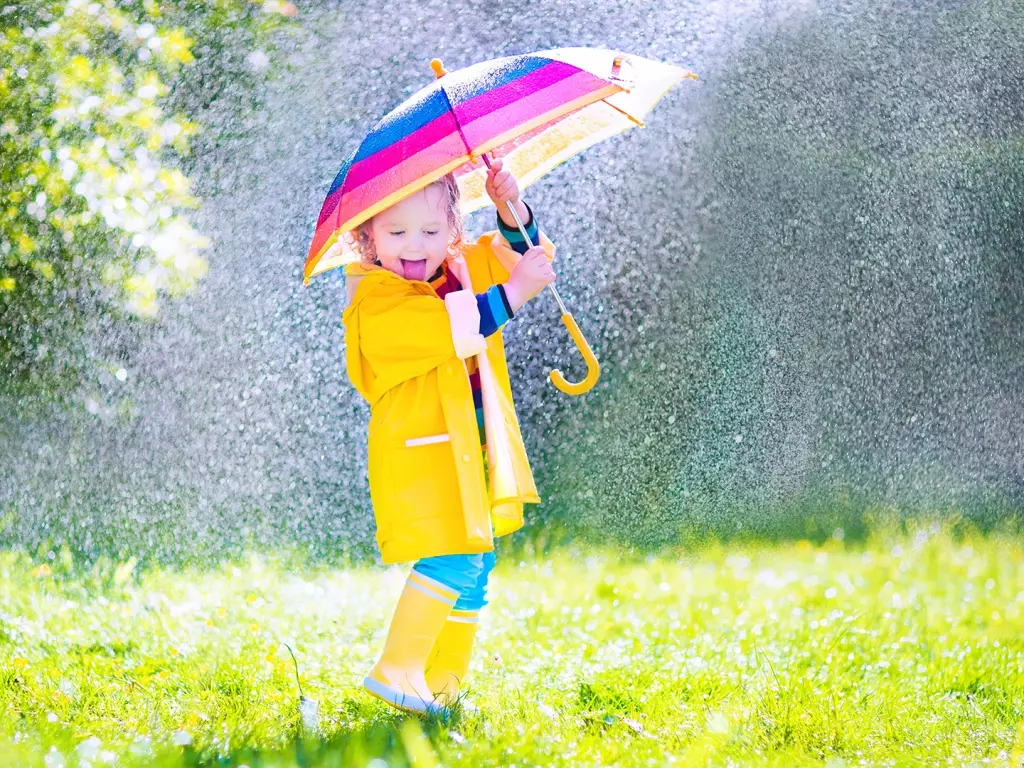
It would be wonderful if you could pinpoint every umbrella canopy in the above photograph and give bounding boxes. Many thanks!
[305,47,696,283]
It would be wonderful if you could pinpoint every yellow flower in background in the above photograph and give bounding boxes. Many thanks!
[125,275,158,318]
[69,56,95,83]
[135,106,161,133]
[106,6,129,33]
[161,29,195,68]
[13,657,28,669]
[16,233,35,255]
[157,169,190,197]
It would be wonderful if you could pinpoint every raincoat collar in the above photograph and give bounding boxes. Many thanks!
[344,258,454,306]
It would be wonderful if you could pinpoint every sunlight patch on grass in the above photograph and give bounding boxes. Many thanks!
[1,521,1022,766]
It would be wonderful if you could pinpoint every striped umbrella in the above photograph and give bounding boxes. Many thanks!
[306,47,697,393]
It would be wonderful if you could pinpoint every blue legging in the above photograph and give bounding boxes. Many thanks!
[412,550,496,611]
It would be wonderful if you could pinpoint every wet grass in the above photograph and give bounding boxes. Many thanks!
[1,519,1022,767]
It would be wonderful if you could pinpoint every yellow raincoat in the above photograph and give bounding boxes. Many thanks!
[342,229,556,564]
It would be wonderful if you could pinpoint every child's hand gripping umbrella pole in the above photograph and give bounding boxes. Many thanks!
[481,154,600,396]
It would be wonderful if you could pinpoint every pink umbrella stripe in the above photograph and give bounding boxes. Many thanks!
[458,71,616,148]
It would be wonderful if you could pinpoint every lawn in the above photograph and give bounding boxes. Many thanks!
[1,520,1022,767]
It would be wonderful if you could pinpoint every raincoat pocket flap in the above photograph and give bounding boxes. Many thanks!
[404,433,451,447]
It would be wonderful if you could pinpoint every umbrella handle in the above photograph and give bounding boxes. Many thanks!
[481,159,600,395]
[550,311,600,395]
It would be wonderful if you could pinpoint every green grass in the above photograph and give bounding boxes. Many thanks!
[2,520,1022,767]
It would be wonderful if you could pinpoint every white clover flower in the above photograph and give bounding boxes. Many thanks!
[77,95,102,115]
[246,50,270,72]
[161,121,182,140]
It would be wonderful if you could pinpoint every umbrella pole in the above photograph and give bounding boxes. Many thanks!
[481,154,600,395]
[480,154,567,310]
[500,200,569,315]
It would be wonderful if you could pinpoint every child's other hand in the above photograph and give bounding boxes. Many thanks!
[503,246,555,312]
[485,158,519,207]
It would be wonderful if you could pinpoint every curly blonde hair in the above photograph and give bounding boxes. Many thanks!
[350,173,464,265]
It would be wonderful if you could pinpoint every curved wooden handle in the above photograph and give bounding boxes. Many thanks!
[550,312,600,395]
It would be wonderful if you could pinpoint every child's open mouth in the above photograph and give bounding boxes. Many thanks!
[400,258,427,281]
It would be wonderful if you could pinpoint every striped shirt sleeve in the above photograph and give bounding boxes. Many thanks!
[476,284,515,337]
[495,201,539,255]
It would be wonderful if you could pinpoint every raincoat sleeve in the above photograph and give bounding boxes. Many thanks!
[487,228,556,284]
[475,284,515,336]
[355,293,460,374]
[487,201,557,279]
[495,201,541,255]
[344,282,491,403]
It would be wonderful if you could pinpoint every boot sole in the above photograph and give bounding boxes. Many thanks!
[363,676,442,715]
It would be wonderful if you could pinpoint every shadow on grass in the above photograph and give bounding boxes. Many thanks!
[168,694,471,768]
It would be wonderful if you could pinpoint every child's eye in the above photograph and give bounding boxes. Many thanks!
[424,230,439,236]
[389,231,404,236]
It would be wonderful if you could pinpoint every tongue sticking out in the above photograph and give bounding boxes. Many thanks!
[402,259,427,281]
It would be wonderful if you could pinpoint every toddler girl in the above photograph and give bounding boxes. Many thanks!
[341,158,556,714]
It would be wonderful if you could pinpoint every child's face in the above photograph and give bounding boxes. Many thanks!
[369,184,451,282]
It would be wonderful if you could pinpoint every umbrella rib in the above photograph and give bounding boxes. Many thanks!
[601,98,645,127]
[437,85,476,161]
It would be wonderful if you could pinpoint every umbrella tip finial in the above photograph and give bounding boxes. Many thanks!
[430,59,447,79]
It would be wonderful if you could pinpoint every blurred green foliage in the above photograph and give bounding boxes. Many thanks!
[0,0,295,395]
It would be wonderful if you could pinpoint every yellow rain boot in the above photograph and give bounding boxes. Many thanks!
[363,570,458,714]
[425,609,480,707]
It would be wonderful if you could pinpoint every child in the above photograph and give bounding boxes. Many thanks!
[341,158,556,714]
